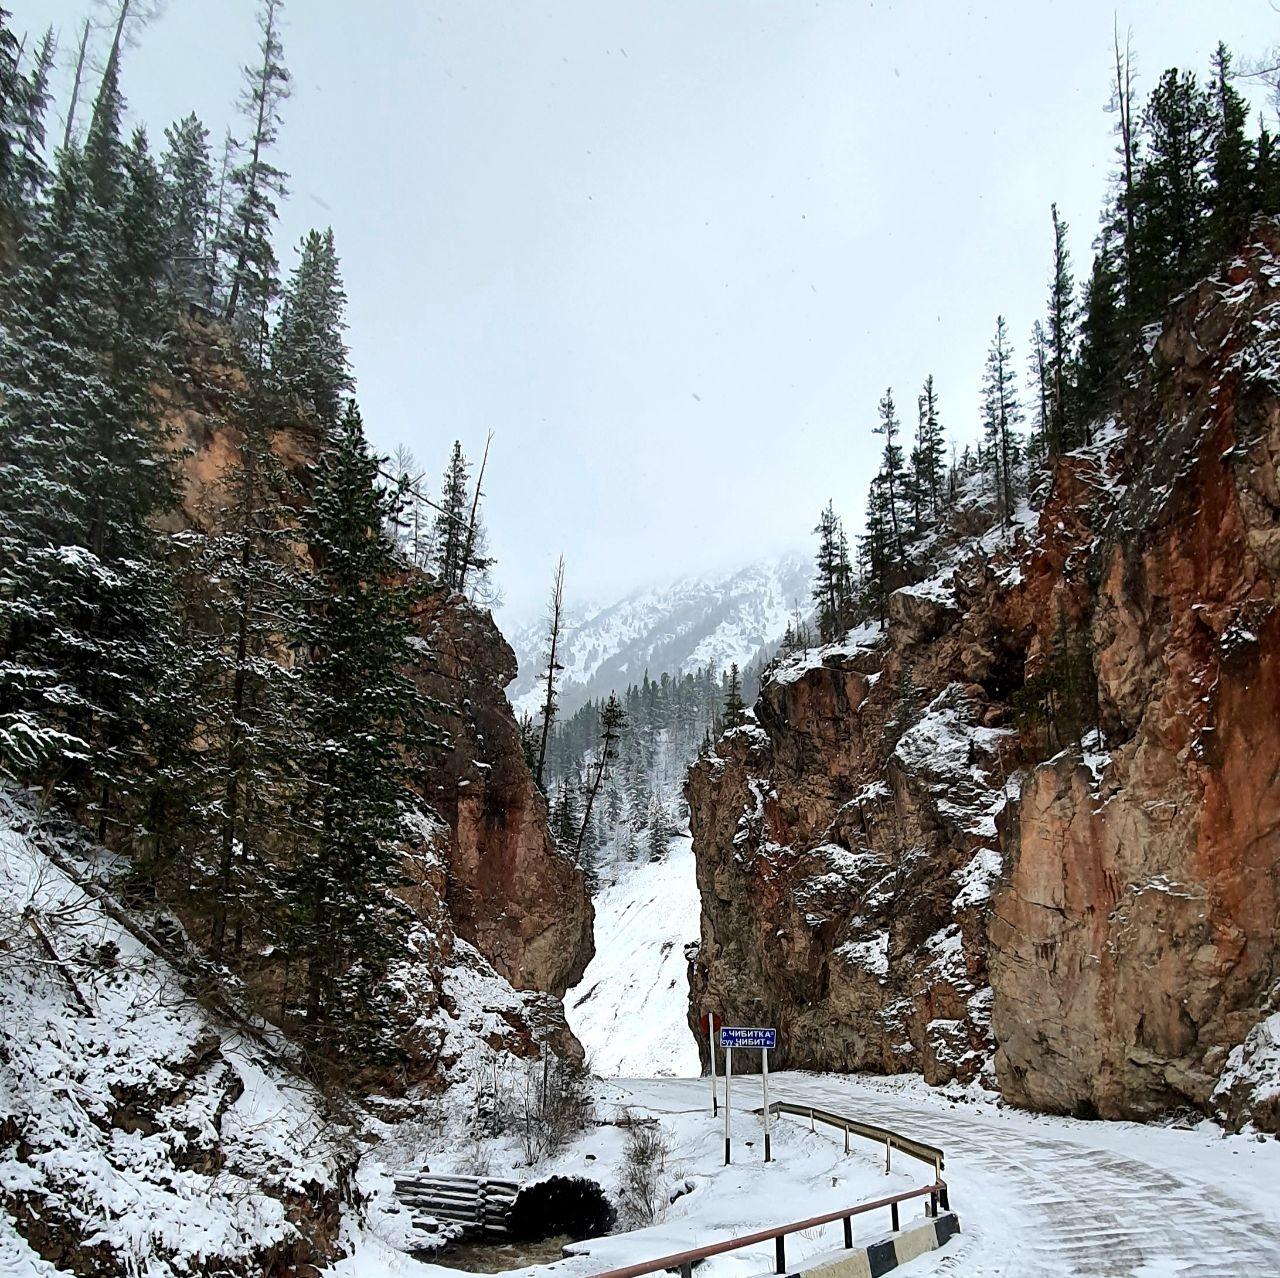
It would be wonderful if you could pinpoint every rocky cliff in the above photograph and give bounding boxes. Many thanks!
[160,312,593,1076]
[411,588,595,998]
[688,224,1280,1130]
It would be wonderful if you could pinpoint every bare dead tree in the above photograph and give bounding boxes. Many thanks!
[1110,22,1138,300]
[534,555,566,791]
[62,17,93,149]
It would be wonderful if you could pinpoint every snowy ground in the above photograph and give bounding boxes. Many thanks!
[564,834,702,1077]
[0,800,347,1278]
[338,1074,924,1278]
[341,1070,1280,1277]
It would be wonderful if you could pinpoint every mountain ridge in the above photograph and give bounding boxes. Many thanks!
[506,551,811,718]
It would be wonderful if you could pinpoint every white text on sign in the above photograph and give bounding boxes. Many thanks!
[719,1027,777,1050]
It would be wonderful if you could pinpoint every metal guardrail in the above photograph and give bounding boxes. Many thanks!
[762,1100,946,1174]
[589,1182,951,1278]
[589,1095,951,1278]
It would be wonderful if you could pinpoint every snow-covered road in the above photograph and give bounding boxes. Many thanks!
[619,1072,1280,1277]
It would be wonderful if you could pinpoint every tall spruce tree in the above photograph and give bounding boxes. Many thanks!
[721,663,747,729]
[222,0,290,339]
[288,401,435,1056]
[1027,319,1051,462]
[812,501,853,643]
[272,227,352,427]
[915,375,945,518]
[1130,68,1212,319]
[534,555,566,791]
[10,23,55,209]
[859,475,894,625]
[981,316,1021,527]
[1206,43,1254,262]
[161,112,215,306]
[1109,23,1140,307]
[1075,235,1126,427]
[0,88,178,818]
[433,441,470,591]
[575,694,624,859]
[1045,203,1078,452]
[186,368,305,963]
[873,387,906,554]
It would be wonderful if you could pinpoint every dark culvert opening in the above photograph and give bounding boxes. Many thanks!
[507,1176,617,1243]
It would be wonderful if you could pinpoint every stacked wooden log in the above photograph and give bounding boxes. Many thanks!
[392,1173,522,1244]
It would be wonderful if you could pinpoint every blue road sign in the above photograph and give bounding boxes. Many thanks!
[719,1026,777,1050]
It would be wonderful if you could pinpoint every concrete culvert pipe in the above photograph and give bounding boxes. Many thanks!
[507,1176,616,1242]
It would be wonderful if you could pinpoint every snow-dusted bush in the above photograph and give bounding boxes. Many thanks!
[617,1113,672,1228]
[492,1052,594,1164]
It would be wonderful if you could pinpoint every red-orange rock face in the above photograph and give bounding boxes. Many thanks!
[990,233,1280,1123]
[689,226,1280,1128]
[410,590,595,998]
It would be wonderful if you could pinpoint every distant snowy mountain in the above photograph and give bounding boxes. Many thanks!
[507,551,811,718]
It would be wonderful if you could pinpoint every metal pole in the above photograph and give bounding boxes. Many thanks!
[762,1046,771,1163]
[708,1012,718,1117]
[724,1045,733,1165]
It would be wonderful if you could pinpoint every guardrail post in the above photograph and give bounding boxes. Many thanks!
[809,1107,815,1132]
[939,1182,950,1211]
[843,1124,849,1154]
[775,1235,786,1274]
[929,1190,938,1218]
[891,1201,900,1232]
[842,1216,853,1249]
[884,1138,891,1174]
[680,1265,692,1278]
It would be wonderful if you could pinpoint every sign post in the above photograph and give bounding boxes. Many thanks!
[707,1011,718,1117]
[762,1043,771,1162]
[717,1026,778,1165]
[723,1046,732,1164]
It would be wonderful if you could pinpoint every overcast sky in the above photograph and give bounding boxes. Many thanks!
[15,0,1278,622]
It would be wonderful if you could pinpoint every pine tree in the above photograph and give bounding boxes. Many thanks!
[1130,68,1212,319]
[222,0,290,338]
[534,555,566,791]
[646,793,670,861]
[1206,43,1254,262]
[858,475,894,625]
[1255,126,1280,218]
[873,388,906,553]
[287,401,437,1056]
[1045,203,1078,452]
[433,441,470,591]
[0,109,178,814]
[3,21,55,210]
[722,663,746,729]
[272,227,352,427]
[812,502,853,643]
[161,112,214,306]
[916,375,945,518]
[981,316,1021,527]
[0,11,34,215]
[454,432,495,602]
[1075,235,1126,427]
[576,694,625,859]
[184,368,305,963]
[1026,320,1050,462]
